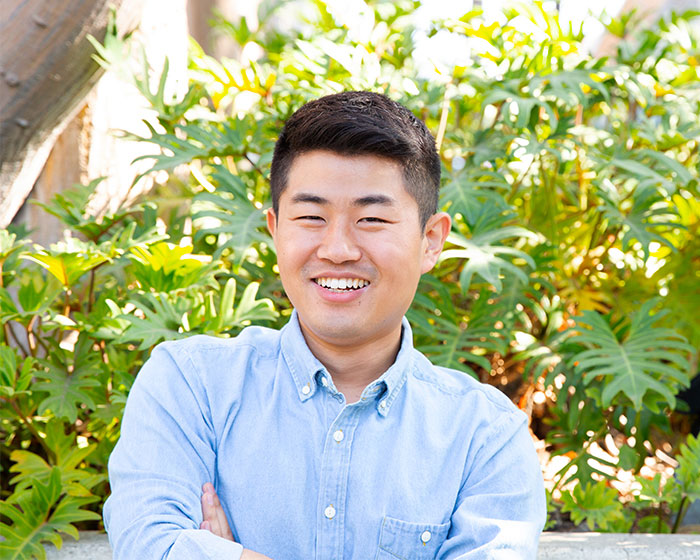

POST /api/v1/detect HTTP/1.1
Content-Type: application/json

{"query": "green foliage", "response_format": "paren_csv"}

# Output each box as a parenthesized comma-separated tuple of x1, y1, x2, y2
(560, 481, 628, 531)
(0, 468, 100, 560)
(571, 301, 692, 411)
(2, 1, 699, 554)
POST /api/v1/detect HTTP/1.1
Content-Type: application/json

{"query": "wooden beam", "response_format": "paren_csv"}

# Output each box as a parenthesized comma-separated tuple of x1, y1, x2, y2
(0, 0, 143, 228)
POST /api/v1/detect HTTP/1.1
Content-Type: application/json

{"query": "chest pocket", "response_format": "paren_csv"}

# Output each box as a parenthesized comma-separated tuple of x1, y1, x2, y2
(375, 516, 451, 560)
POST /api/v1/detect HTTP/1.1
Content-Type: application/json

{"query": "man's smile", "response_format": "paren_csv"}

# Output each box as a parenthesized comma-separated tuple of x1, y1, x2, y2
(313, 277, 370, 292)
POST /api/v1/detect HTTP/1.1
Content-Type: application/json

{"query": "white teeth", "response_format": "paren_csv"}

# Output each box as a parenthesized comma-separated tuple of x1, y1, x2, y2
(314, 277, 369, 290)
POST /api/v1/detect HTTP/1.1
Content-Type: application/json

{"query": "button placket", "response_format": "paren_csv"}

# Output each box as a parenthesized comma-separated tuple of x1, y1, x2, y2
(314, 406, 360, 558)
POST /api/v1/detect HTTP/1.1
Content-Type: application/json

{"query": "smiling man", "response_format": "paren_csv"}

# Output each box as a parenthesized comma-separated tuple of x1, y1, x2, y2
(104, 91, 546, 559)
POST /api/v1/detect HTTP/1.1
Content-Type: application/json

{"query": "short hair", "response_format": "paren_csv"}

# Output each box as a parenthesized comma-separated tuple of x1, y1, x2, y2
(269, 91, 441, 229)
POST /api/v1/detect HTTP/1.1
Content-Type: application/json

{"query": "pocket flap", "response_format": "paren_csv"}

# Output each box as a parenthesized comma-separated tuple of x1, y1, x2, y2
(378, 516, 450, 560)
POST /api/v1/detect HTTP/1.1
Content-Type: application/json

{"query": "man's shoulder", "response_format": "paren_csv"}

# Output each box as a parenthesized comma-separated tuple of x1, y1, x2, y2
(152, 325, 283, 375)
(409, 352, 523, 418)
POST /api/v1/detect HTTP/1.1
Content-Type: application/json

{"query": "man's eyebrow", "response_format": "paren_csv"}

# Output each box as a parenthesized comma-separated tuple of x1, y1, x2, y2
(352, 195, 396, 207)
(289, 193, 397, 206)
(290, 193, 328, 205)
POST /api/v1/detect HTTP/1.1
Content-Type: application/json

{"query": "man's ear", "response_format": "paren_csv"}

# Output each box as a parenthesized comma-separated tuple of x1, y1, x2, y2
(420, 212, 451, 274)
(266, 208, 277, 239)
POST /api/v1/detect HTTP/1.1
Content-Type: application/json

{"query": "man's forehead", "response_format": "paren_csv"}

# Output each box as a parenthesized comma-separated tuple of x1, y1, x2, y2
(281, 151, 409, 202)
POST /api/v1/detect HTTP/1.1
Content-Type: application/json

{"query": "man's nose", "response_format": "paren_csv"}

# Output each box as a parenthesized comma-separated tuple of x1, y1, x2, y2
(316, 221, 362, 263)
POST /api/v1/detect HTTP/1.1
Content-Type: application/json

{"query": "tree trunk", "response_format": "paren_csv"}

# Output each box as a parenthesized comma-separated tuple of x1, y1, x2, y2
(0, 0, 144, 228)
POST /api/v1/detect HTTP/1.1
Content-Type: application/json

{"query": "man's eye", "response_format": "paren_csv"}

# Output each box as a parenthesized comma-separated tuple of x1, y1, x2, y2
(296, 215, 324, 221)
(360, 217, 388, 223)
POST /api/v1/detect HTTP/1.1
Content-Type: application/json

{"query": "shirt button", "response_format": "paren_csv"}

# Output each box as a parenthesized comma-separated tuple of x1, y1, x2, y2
(379, 400, 387, 410)
(324, 505, 336, 519)
(333, 429, 344, 442)
(302, 384, 311, 395)
(320, 376, 328, 387)
(421, 530, 431, 543)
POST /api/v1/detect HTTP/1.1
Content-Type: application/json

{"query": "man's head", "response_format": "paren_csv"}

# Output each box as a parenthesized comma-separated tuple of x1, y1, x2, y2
(270, 91, 441, 229)
(265, 92, 451, 358)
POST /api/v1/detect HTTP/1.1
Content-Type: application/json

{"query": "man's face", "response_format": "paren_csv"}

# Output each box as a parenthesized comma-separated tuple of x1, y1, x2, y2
(267, 150, 448, 352)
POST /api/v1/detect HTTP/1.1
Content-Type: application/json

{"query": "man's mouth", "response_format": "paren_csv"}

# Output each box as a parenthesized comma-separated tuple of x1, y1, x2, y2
(313, 277, 370, 292)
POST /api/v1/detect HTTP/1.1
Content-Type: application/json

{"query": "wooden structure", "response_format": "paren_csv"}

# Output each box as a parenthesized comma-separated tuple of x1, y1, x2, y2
(0, 0, 143, 228)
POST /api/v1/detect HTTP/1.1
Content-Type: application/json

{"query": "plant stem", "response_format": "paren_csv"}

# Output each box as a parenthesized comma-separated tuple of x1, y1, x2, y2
(672, 495, 688, 534)
(244, 153, 268, 181)
(506, 155, 536, 204)
(8, 398, 54, 462)
(0, 259, 11, 345)
(26, 315, 38, 357)
(64, 288, 71, 317)
(436, 87, 451, 153)
(88, 269, 96, 313)
(7, 322, 31, 358)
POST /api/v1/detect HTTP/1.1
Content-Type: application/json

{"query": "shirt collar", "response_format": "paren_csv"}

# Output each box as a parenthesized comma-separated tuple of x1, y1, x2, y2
(279, 309, 414, 416)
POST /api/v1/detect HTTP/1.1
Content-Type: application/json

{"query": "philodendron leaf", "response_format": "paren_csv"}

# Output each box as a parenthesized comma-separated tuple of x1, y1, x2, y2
(570, 300, 692, 411)
(128, 242, 221, 293)
(411, 313, 502, 377)
(120, 293, 190, 350)
(598, 182, 682, 260)
(21, 239, 109, 289)
(0, 346, 35, 399)
(560, 480, 626, 531)
(675, 434, 700, 503)
(193, 191, 268, 264)
(34, 334, 103, 423)
(0, 467, 100, 560)
(440, 203, 539, 292)
(440, 227, 537, 292)
(231, 282, 278, 326)
(9, 421, 104, 497)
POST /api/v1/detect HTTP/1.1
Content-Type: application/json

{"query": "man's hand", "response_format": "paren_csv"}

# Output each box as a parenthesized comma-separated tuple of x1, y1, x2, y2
(200, 482, 234, 540)
(200, 483, 273, 560)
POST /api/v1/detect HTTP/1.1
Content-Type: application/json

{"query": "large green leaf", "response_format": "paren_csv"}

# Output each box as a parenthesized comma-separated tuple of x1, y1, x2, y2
(34, 335, 103, 423)
(440, 217, 538, 293)
(128, 242, 221, 293)
(9, 421, 104, 497)
(570, 300, 692, 411)
(560, 481, 627, 531)
(598, 182, 682, 259)
(193, 191, 268, 263)
(0, 347, 35, 400)
(0, 468, 100, 560)
(120, 293, 191, 350)
(21, 240, 110, 290)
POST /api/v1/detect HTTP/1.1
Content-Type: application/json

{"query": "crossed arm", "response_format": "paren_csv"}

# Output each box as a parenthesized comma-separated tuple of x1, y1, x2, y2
(199, 483, 272, 560)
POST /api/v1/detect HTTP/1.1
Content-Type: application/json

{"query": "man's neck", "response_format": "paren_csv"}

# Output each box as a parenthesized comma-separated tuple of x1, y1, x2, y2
(298, 322, 403, 404)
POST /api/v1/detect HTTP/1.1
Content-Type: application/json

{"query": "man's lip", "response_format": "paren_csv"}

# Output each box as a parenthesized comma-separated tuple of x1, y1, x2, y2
(310, 273, 371, 282)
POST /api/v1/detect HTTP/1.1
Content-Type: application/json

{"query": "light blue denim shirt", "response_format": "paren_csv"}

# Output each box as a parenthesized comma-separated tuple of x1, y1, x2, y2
(104, 311, 545, 559)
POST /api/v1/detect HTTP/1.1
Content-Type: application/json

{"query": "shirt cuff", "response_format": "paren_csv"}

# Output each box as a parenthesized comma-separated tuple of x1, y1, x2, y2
(169, 529, 244, 559)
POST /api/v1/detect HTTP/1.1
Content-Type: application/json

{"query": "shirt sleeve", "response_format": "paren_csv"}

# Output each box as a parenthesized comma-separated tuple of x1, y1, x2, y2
(438, 408, 546, 559)
(103, 343, 244, 560)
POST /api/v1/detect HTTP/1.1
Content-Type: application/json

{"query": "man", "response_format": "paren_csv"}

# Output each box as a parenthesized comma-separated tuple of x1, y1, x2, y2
(104, 91, 546, 559)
